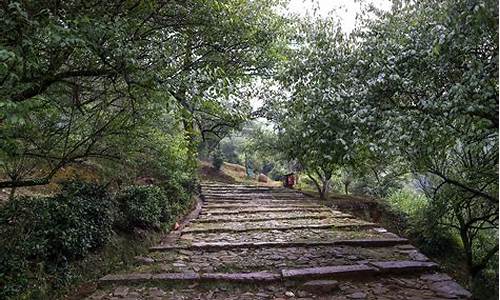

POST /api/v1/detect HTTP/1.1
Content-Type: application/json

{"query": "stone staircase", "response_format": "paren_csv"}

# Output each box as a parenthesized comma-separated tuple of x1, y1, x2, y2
(88, 182, 471, 299)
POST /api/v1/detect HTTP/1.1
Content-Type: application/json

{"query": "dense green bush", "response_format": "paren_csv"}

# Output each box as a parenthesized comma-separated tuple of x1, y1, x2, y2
(212, 149, 224, 171)
(0, 182, 113, 260)
(384, 188, 461, 256)
(385, 189, 428, 216)
(0, 181, 114, 298)
(117, 185, 167, 230)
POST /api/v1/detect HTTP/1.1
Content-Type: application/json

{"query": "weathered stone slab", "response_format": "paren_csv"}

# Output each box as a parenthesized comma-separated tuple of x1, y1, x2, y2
(201, 271, 281, 282)
(152, 272, 200, 281)
(420, 273, 453, 282)
(134, 256, 155, 264)
(428, 280, 472, 298)
(99, 273, 152, 284)
(201, 207, 332, 215)
(282, 264, 377, 279)
(334, 238, 409, 247)
(301, 280, 339, 293)
(194, 214, 335, 223)
(370, 260, 438, 273)
(203, 204, 321, 209)
(149, 238, 409, 252)
(183, 222, 376, 234)
(113, 286, 129, 297)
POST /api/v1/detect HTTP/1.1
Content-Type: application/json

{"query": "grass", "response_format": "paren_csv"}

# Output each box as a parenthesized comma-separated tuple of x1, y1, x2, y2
(58, 231, 163, 300)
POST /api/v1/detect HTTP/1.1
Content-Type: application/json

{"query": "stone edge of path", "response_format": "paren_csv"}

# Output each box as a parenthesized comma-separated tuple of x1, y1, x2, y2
(200, 207, 333, 215)
(181, 222, 376, 234)
(149, 238, 409, 251)
(193, 214, 351, 223)
(159, 196, 203, 244)
(98, 260, 439, 286)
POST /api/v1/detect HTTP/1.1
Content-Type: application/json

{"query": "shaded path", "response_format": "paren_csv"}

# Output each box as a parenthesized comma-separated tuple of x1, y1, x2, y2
(88, 182, 471, 299)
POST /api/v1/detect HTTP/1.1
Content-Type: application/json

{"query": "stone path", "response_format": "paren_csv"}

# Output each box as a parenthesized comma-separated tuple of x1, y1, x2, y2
(88, 182, 471, 299)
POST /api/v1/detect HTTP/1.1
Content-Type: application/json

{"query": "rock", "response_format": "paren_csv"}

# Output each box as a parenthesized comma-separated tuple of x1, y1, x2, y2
(258, 174, 269, 183)
(409, 251, 430, 261)
(284, 291, 295, 297)
(420, 273, 453, 282)
(172, 262, 187, 267)
(429, 280, 472, 298)
(113, 286, 129, 297)
(148, 287, 166, 297)
(134, 256, 154, 264)
(296, 290, 309, 297)
(201, 271, 281, 282)
(396, 244, 416, 250)
(281, 264, 377, 279)
(370, 260, 437, 273)
(301, 280, 339, 294)
(347, 292, 367, 299)
(255, 292, 270, 297)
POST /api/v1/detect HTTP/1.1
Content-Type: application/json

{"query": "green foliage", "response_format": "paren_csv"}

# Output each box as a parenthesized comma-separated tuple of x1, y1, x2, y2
(260, 0, 497, 293)
(0, 181, 113, 298)
(384, 188, 461, 257)
(211, 149, 224, 171)
(159, 178, 194, 224)
(386, 189, 428, 216)
(0, 0, 287, 190)
(116, 185, 166, 230)
(0, 181, 113, 260)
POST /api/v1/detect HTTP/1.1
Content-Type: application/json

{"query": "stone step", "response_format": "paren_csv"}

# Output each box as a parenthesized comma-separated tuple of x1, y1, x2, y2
(99, 261, 437, 286)
(194, 213, 350, 223)
(281, 261, 438, 279)
(149, 238, 409, 251)
(146, 244, 420, 274)
(201, 189, 276, 193)
(281, 264, 377, 279)
(370, 260, 438, 273)
(202, 204, 322, 209)
(201, 207, 332, 215)
(202, 196, 305, 201)
(99, 271, 280, 286)
(203, 199, 306, 204)
(202, 191, 302, 194)
(94, 272, 472, 299)
(182, 221, 376, 234)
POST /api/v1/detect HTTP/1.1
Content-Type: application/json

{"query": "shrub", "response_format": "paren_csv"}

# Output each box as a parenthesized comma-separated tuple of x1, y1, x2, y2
(158, 178, 195, 223)
(212, 149, 224, 171)
(0, 181, 113, 261)
(0, 181, 114, 298)
(384, 188, 460, 256)
(117, 185, 166, 230)
(385, 188, 428, 216)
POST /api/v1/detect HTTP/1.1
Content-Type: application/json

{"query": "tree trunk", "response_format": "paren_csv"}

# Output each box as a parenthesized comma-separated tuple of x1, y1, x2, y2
(321, 179, 329, 199)
(308, 174, 325, 199)
(8, 186, 17, 200)
(344, 182, 349, 195)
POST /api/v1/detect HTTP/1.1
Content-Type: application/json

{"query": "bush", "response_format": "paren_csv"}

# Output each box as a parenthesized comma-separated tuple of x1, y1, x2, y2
(117, 185, 167, 230)
(212, 149, 224, 171)
(0, 181, 113, 261)
(385, 188, 428, 215)
(0, 181, 114, 298)
(384, 188, 460, 256)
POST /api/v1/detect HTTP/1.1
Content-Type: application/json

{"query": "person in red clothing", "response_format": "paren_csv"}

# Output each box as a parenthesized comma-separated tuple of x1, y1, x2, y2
(283, 173, 295, 188)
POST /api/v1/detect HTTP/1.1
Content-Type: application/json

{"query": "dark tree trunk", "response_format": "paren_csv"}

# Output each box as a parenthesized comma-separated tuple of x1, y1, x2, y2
(344, 182, 349, 195)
